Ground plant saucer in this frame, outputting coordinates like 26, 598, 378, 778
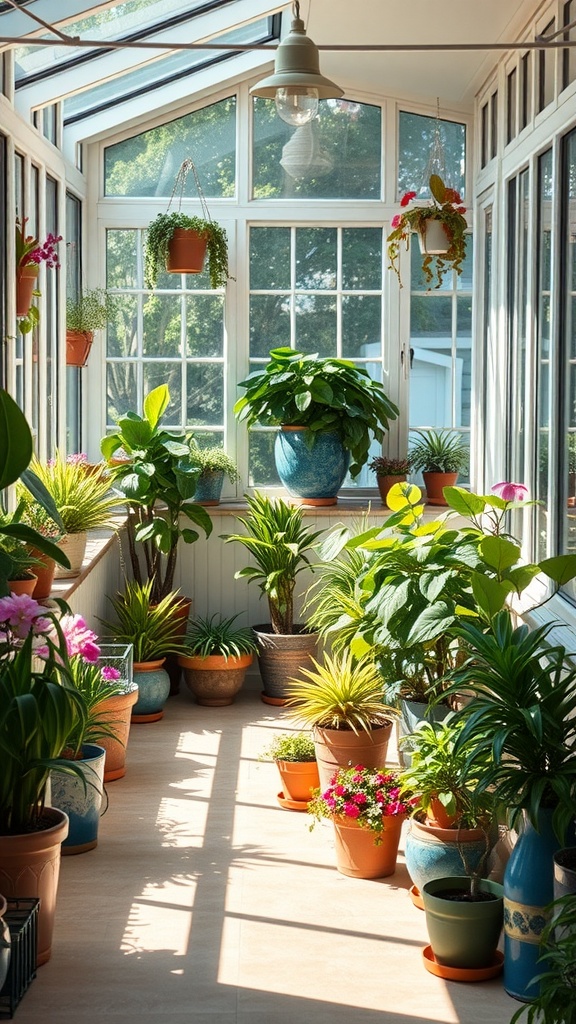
422, 945, 504, 982
409, 885, 425, 911
261, 692, 288, 707
276, 791, 309, 812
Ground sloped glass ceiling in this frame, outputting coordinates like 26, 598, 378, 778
14, 1, 239, 81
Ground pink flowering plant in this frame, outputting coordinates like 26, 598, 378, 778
386, 174, 468, 289
15, 216, 62, 334
308, 765, 414, 843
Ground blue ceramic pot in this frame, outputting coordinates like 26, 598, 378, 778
194, 469, 224, 505
132, 660, 171, 722
503, 810, 560, 1002
50, 743, 106, 854
405, 818, 489, 892
274, 428, 350, 503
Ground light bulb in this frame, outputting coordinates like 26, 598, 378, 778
275, 86, 319, 127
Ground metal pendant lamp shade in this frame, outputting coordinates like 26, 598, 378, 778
250, 9, 343, 123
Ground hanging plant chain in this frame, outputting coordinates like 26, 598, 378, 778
167, 158, 211, 223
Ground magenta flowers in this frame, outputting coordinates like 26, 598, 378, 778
491, 481, 529, 502
16, 217, 62, 271
309, 764, 415, 837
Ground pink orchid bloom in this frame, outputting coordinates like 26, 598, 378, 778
491, 482, 529, 502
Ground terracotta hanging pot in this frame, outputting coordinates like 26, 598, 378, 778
166, 228, 208, 274
332, 814, 405, 878
66, 329, 94, 367
16, 265, 38, 317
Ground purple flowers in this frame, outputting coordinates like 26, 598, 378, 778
491, 481, 529, 502
16, 218, 62, 271
0, 593, 51, 641
60, 614, 100, 663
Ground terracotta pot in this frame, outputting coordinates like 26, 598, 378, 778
7, 575, 37, 597
418, 219, 451, 255
94, 686, 139, 782
332, 814, 405, 878
66, 329, 94, 367
313, 722, 393, 791
275, 759, 320, 804
179, 652, 252, 706
166, 228, 208, 274
427, 797, 459, 830
252, 624, 318, 705
53, 531, 87, 579
16, 265, 38, 317
132, 659, 170, 722
422, 471, 458, 506
0, 807, 68, 966
28, 548, 56, 599
376, 474, 406, 504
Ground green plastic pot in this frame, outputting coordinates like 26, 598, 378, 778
422, 875, 504, 969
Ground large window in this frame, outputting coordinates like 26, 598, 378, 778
536, 149, 553, 560
561, 126, 576, 598
247, 225, 385, 486
408, 241, 473, 485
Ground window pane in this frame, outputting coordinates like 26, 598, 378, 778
521, 53, 532, 129
342, 296, 382, 359
253, 98, 381, 200
249, 433, 279, 487
564, 1, 576, 89
107, 229, 139, 289
342, 229, 382, 290
107, 362, 137, 425
144, 363, 182, 421
104, 98, 236, 198
398, 111, 465, 198
294, 295, 337, 356
109, 295, 138, 358
186, 296, 224, 357
250, 227, 291, 290
562, 128, 576, 593
507, 68, 517, 143
250, 295, 290, 357
539, 19, 556, 111
536, 149, 553, 559
456, 296, 472, 428
187, 364, 223, 426
296, 228, 337, 290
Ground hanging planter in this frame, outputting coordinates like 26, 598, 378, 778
386, 174, 468, 288
418, 218, 451, 256
66, 329, 94, 367
16, 266, 38, 317
144, 160, 229, 290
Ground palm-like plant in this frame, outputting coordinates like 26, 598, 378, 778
100, 580, 189, 663
443, 609, 576, 843
222, 492, 325, 634
286, 651, 398, 734
29, 453, 118, 534
409, 429, 469, 474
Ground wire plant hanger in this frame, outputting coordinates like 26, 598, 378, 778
167, 158, 212, 223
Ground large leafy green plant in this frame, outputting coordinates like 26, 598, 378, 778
101, 385, 212, 603
222, 491, 324, 634
234, 347, 399, 479
0, 389, 69, 594
443, 609, 576, 843
305, 482, 576, 704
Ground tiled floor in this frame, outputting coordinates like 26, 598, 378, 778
15, 676, 517, 1023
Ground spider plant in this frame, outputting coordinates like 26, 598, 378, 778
182, 614, 257, 660
286, 650, 398, 734
100, 580, 188, 663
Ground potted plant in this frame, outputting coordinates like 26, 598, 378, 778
308, 764, 412, 878
510, 895, 576, 1023
189, 440, 238, 505
409, 429, 469, 504
259, 731, 320, 809
386, 174, 468, 289
286, 650, 399, 790
222, 491, 325, 704
442, 608, 576, 1001
368, 455, 412, 504
144, 212, 229, 290
178, 613, 257, 707
399, 715, 497, 902
15, 217, 61, 332
14, 494, 63, 599
234, 347, 399, 504
26, 452, 118, 578
66, 288, 119, 367
0, 594, 87, 964
102, 384, 212, 605
100, 579, 189, 722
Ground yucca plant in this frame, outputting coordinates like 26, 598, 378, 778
443, 608, 576, 843
222, 491, 325, 634
28, 452, 118, 534
182, 614, 257, 660
100, 580, 189, 663
409, 429, 469, 474
286, 650, 398, 734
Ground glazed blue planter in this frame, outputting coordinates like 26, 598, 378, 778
132, 659, 171, 722
50, 743, 106, 855
194, 469, 224, 505
405, 818, 489, 893
503, 810, 560, 1002
274, 428, 350, 504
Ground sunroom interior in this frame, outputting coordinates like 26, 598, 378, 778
1, 1, 576, 1020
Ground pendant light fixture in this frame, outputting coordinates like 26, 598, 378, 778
250, 1, 343, 127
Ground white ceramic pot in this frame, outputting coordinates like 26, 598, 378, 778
53, 531, 88, 579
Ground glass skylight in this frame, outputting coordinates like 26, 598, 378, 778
14, 0, 238, 82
